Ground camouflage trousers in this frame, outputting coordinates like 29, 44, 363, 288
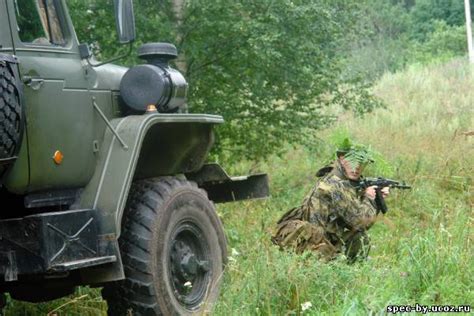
271, 220, 371, 261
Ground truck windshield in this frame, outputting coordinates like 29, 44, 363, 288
14, 0, 66, 46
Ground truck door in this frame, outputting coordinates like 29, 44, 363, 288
7, 0, 96, 193
0, 2, 14, 53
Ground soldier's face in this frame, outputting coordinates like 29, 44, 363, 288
339, 157, 365, 180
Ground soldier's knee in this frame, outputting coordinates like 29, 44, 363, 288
344, 231, 371, 261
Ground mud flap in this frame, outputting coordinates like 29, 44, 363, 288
186, 163, 270, 203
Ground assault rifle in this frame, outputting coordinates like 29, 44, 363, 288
356, 177, 411, 214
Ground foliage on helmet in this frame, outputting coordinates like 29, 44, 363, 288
327, 129, 394, 176
336, 137, 375, 167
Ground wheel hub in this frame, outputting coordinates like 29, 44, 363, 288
168, 222, 211, 309
181, 252, 197, 276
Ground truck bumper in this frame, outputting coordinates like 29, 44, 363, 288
0, 209, 116, 282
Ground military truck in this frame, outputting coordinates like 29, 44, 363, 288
0, 0, 268, 314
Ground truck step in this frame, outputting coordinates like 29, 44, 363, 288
50, 255, 117, 272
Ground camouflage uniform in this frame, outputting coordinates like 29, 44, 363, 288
272, 163, 377, 260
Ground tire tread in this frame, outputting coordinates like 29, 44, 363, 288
0, 61, 22, 177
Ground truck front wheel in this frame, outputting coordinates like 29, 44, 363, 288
103, 177, 227, 315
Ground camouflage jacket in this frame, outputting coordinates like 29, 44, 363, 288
275, 163, 377, 245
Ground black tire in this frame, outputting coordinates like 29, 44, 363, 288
0, 293, 5, 309
0, 59, 23, 176
103, 177, 227, 315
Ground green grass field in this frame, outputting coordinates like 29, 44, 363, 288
212, 58, 473, 315
4, 60, 473, 315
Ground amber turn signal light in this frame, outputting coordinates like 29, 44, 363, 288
53, 150, 64, 165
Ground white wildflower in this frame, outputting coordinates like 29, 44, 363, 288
184, 281, 192, 289
440, 223, 452, 237
301, 301, 312, 312
231, 248, 240, 256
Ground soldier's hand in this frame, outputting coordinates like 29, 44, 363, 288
381, 186, 390, 198
364, 186, 377, 200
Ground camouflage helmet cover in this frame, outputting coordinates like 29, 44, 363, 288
336, 138, 375, 166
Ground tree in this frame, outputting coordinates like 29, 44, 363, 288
174, 0, 380, 161
69, 0, 380, 162
340, 0, 413, 81
409, 0, 466, 41
340, 0, 471, 81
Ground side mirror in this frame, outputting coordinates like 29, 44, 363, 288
114, 0, 136, 44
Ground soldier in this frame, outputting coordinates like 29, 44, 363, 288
271, 141, 389, 261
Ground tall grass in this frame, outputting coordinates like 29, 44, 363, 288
4, 60, 472, 315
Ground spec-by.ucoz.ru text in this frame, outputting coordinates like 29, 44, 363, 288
387, 303, 471, 314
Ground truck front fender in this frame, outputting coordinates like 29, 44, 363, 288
79, 113, 223, 236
